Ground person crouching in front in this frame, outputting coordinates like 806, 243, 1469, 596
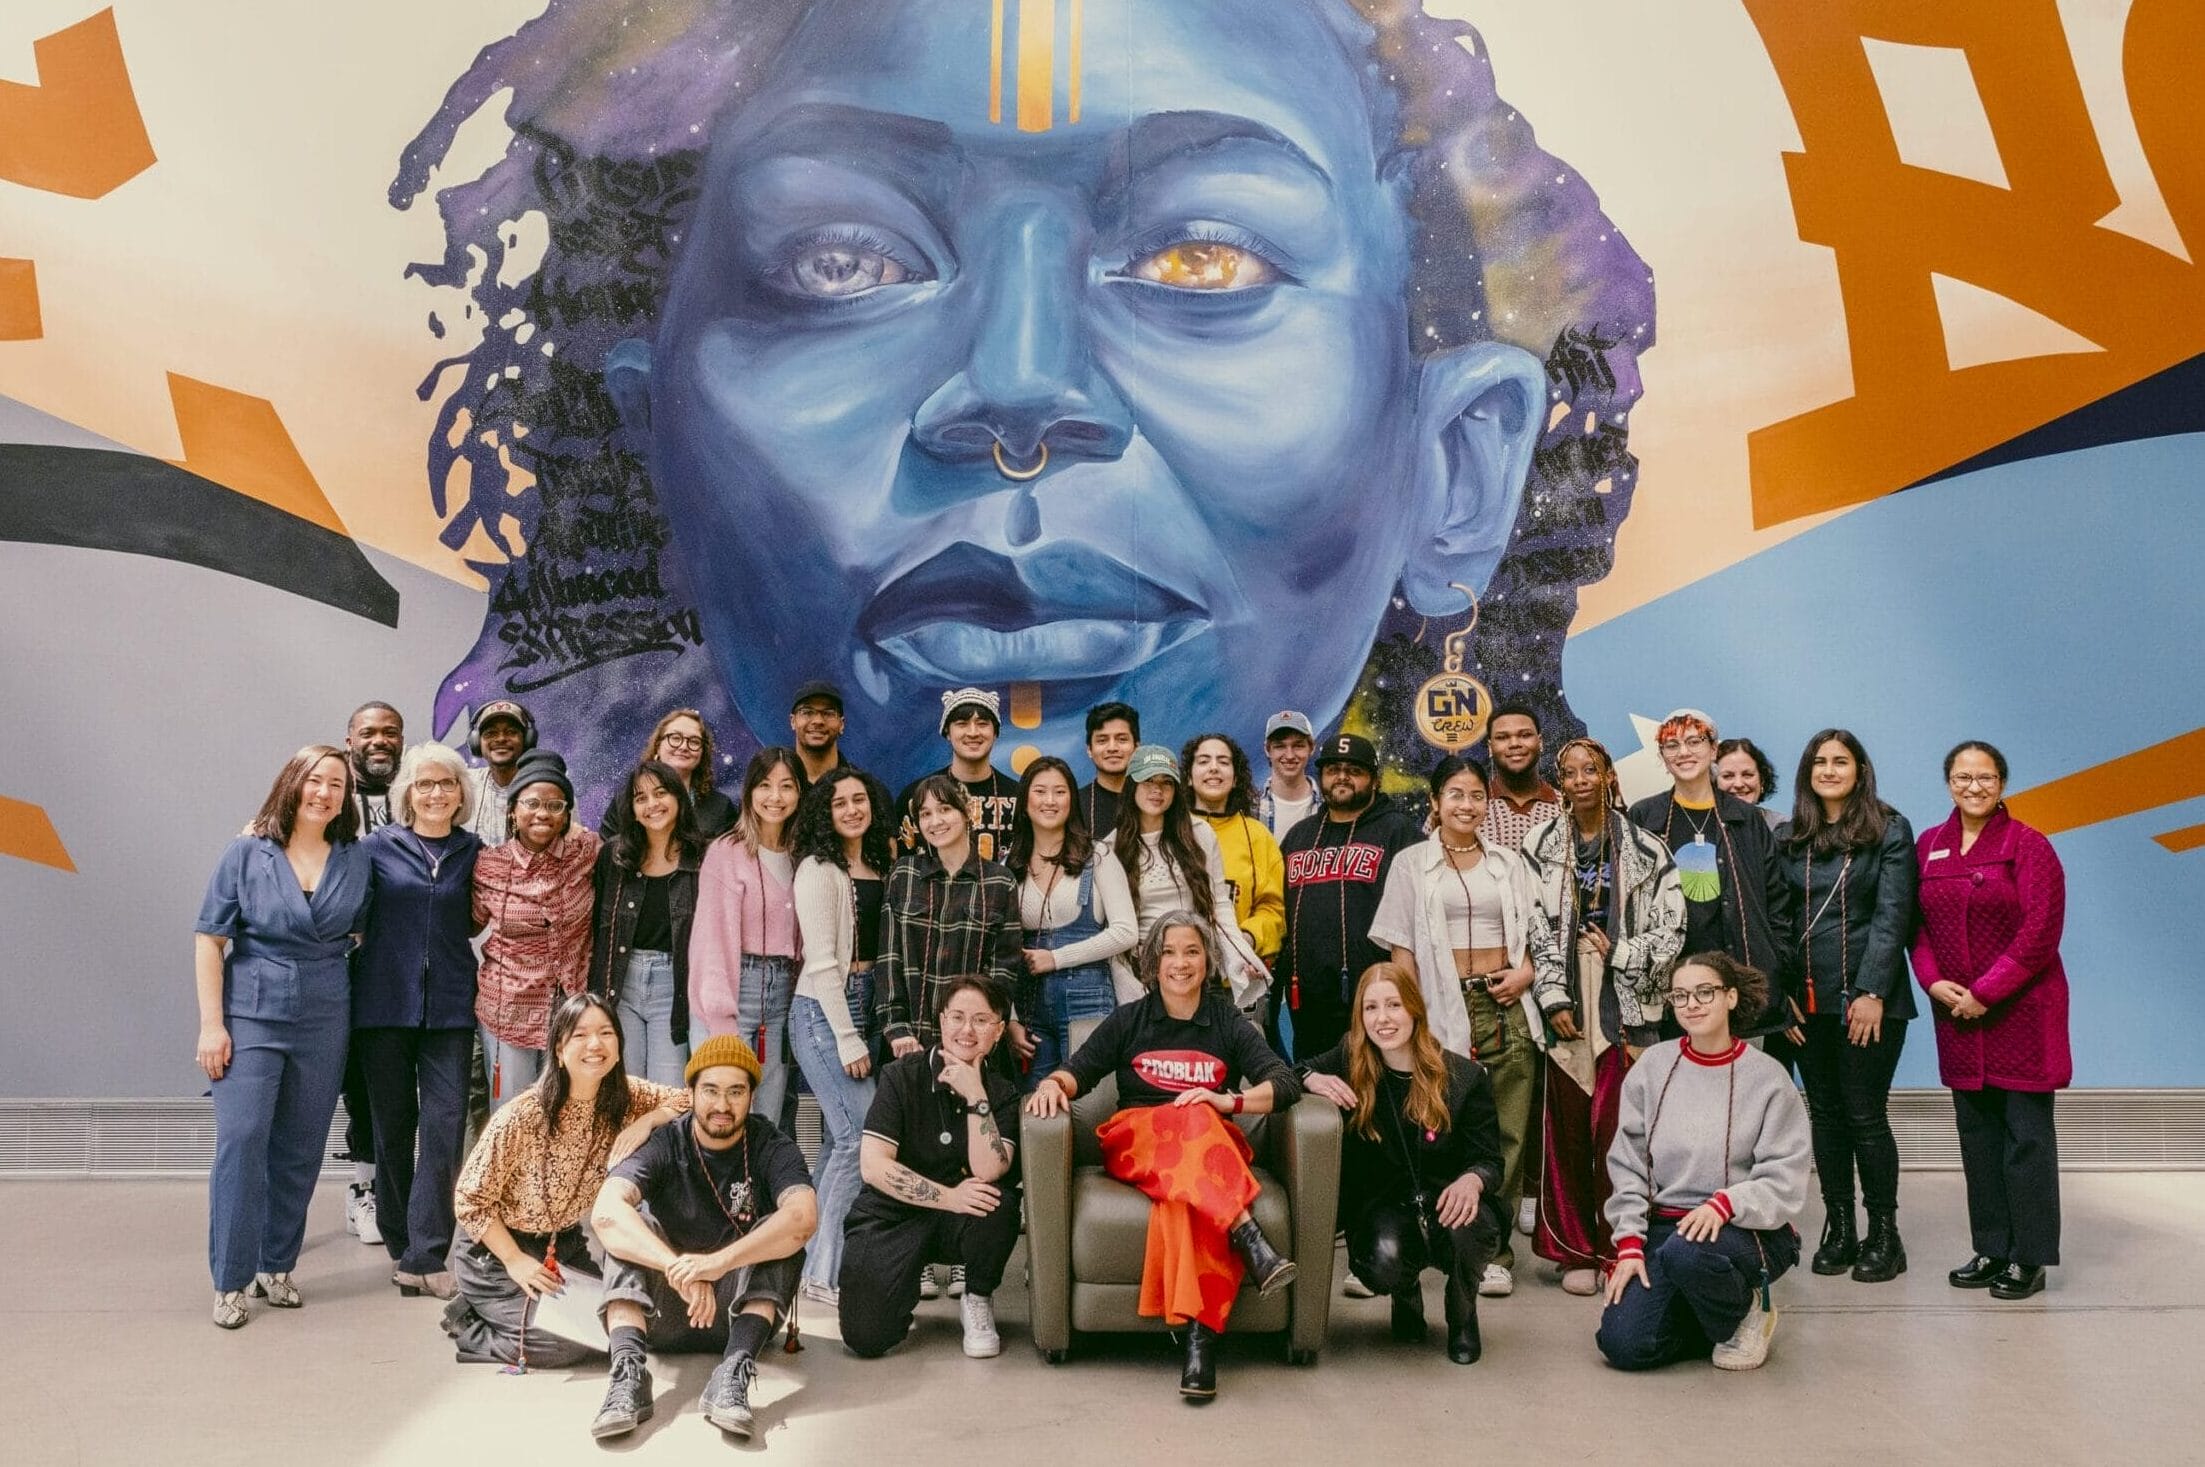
586, 1036, 816, 1442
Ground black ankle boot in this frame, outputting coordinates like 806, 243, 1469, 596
1811, 1207, 1858, 1275
1178, 1322, 1218, 1400
1852, 1210, 1907, 1282
1443, 1278, 1482, 1365
1228, 1218, 1296, 1295
1390, 1288, 1428, 1343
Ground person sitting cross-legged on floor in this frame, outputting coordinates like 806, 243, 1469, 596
1596, 953, 1810, 1371
839, 974, 1023, 1360
586, 1035, 817, 1442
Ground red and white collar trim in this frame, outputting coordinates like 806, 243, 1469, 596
1678, 1038, 1747, 1068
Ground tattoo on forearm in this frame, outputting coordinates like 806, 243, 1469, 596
978, 1112, 1011, 1167
884, 1164, 943, 1205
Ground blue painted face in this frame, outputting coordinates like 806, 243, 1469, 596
622, 0, 1543, 780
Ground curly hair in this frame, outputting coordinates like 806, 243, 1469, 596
396, 0, 1652, 785
1180, 733, 1257, 819
790, 764, 894, 875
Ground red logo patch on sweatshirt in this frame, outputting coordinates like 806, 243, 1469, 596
1130, 1050, 1225, 1091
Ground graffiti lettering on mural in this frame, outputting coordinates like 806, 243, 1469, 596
0, 9, 156, 338
1745, 0, 2205, 526
399, 0, 1653, 797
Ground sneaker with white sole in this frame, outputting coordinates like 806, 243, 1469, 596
1342, 1274, 1375, 1299
946, 1264, 967, 1298
919, 1264, 942, 1300
1477, 1263, 1514, 1298
349, 1185, 382, 1247
1711, 1300, 1776, 1370
1517, 1198, 1536, 1236
960, 1292, 1001, 1358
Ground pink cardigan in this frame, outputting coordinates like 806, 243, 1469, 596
688, 836, 799, 1038
1912, 807, 2071, 1091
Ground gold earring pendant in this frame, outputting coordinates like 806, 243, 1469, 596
1414, 581, 1495, 755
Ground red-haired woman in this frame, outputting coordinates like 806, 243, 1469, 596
1301, 964, 1506, 1363
195, 745, 372, 1329
1025, 913, 1299, 1401
1521, 737, 1685, 1296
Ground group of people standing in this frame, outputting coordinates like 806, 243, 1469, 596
192, 682, 2073, 1434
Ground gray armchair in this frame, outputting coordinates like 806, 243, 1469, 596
1024, 1071, 1342, 1364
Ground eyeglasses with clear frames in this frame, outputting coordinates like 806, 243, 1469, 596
1948, 773, 2001, 790
1657, 735, 1712, 754
516, 797, 568, 814
415, 777, 462, 794
940, 1012, 1002, 1033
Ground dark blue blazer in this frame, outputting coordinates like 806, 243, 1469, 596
353, 824, 482, 1029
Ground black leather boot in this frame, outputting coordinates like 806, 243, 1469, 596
1851, 1210, 1908, 1282
1178, 1322, 1218, 1400
1443, 1277, 1482, 1365
1948, 1254, 2005, 1288
1390, 1287, 1427, 1343
1811, 1207, 1858, 1275
1228, 1217, 1297, 1295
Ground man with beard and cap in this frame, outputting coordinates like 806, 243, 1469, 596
788, 680, 849, 790
589, 1036, 816, 1443
895, 689, 1019, 862
337, 700, 404, 1243
1275, 734, 1424, 1060
462, 700, 535, 846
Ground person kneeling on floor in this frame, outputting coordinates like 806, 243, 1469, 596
1596, 953, 1809, 1371
587, 1035, 816, 1441
840, 974, 1023, 1359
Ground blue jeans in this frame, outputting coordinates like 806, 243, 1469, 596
788, 977, 877, 1290
209, 1005, 350, 1292
1596, 1218, 1800, 1370
732, 953, 798, 1131
618, 949, 689, 1087
1025, 961, 1118, 1091
479, 1024, 543, 1111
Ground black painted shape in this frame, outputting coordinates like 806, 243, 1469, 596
0, 444, 400, 626
1912, 349, 2205, 490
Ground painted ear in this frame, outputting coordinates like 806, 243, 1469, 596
604, 337, 653, 441
1400, 341, 1546, 615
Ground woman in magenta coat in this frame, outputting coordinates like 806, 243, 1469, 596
1912, 740, 2069, 1301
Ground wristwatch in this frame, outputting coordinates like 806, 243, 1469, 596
967, 1099, 991, 1117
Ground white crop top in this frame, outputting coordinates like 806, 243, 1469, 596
1438, 857, 1509, 949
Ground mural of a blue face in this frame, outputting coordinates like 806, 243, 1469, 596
608, 0, 1545, 779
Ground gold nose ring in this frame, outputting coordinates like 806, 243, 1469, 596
992, 441, 1048, 481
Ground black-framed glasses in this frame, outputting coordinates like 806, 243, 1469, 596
659, 732, 705, 752
1666, 984, 1724, 1009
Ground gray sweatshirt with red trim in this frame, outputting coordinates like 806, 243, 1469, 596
1603, 1039, 1810, 1252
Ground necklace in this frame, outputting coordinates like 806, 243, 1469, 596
688, 1123, 757, 1235
1438, 837, 1481, 854
1286, 808, 1363, 1013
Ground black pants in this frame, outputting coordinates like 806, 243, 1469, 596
356, 1025, 473, 1273
1346, 1198, 1502, 1298
1596, 1217, 1799, 1370
838, 1190, 1022, 1358
340, 1036, 376, 1164
1952, 1087, 2060, 1267
1795, 1015, 1906, 1213
444, 1229, 601, 1367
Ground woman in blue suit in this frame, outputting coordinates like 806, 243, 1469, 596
195, 744, 373, 1329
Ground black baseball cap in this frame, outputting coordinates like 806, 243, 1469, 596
1315, 733, 1378, 772
790, 680, 845, 712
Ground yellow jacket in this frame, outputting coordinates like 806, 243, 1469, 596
1198, 811, 1286, 964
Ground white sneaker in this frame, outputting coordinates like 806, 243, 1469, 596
959, 1292, 1001, 1358
349, 1185, 382, 1246
1560, 1268, 1600, 1296
919, 1264, 942, 1300
946, 1264, 967, 1298
1517, 1198, 1536, 1236
1342, 1273, 1375, 1299
1712, 1300, 1776, 1371
1478, 1263, 1514, 1298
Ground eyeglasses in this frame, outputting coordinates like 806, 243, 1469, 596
940, 1013, 1002, 1032
516, 797, 568, 814
1666, 985, 1724, 1009
1948, 773, 2001, 790
414, 778, 462, 794
1658, 735, 1711, 753
659, 733, 705, 752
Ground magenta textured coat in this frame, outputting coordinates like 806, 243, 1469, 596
1911, 807, 2071, 1091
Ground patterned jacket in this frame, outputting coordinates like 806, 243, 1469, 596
875, 847, 1027, 1048
1521, 810, 1685, 1033
472, 827, 601, 1048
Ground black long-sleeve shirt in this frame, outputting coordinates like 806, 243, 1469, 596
1300, 1045, 1503, 1222
1063, 988, 1299, 1110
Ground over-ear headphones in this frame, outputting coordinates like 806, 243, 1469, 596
468, 699, 537, 758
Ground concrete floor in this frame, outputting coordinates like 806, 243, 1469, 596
4, 1173, 2200, 1465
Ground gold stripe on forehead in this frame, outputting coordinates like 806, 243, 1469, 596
1016, 0, 1055, 132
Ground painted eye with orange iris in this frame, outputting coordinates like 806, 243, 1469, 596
1127, 239, 1278, 291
